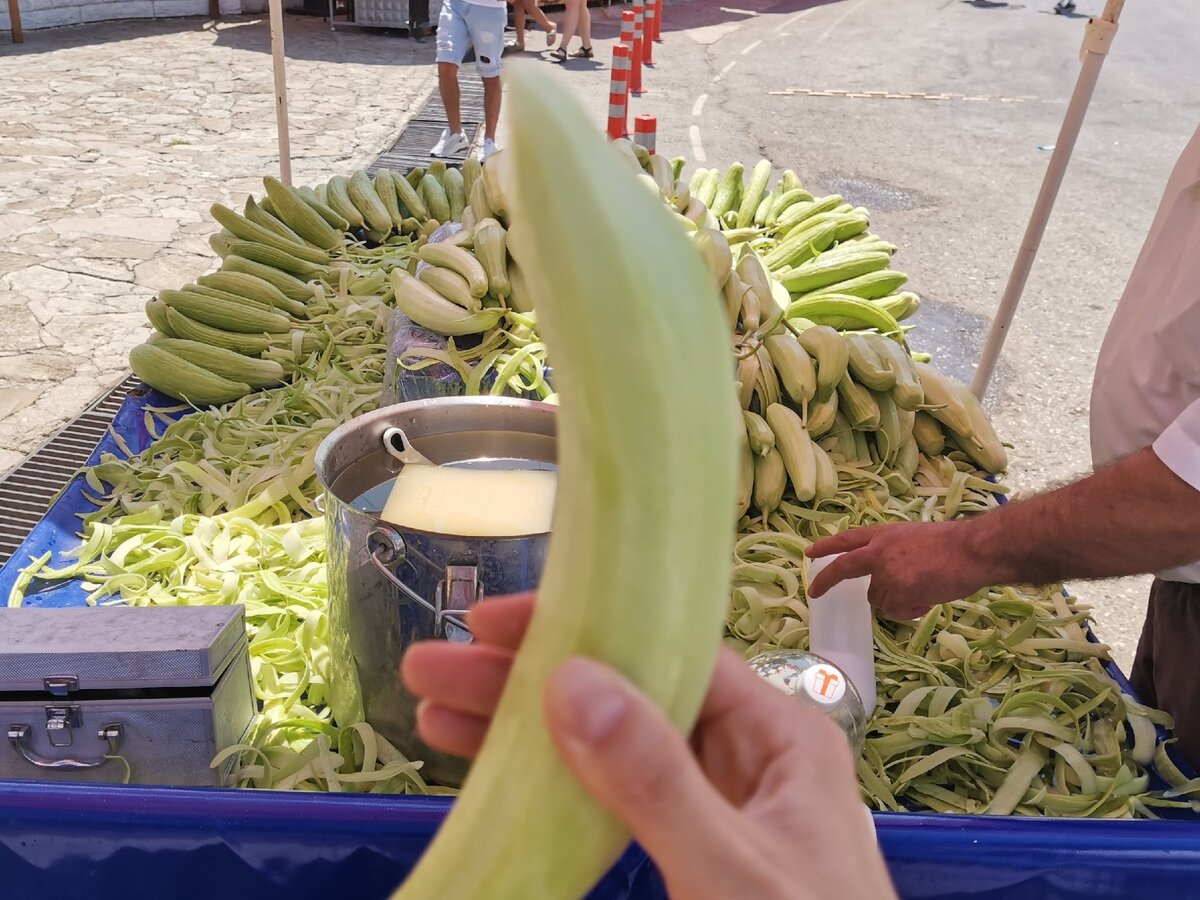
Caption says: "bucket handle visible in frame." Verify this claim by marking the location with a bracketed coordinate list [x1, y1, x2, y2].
[439, 566, 481, 638]
[368, 524, 480, 639]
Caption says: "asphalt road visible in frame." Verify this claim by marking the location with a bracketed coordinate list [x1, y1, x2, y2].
[533, 0, 1200, 670]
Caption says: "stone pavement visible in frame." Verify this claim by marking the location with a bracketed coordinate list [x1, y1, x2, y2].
[0, 15, 437, 475]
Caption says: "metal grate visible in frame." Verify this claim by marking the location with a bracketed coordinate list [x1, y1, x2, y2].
[0, 374, 146, 566]
[369, 72, 486, 172]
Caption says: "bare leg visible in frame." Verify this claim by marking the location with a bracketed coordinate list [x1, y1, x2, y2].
[482, 75, 501, 141]
[438, 62, 463, 135]
[556, 0, 579, 51]
[512, 0, 526, 47]
[526, 0, 554, 33]
[578, 0, 590, 48]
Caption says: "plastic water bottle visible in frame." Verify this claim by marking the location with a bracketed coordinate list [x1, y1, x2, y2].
[805, 553, 877, 716]
[747, 649, 868, 755]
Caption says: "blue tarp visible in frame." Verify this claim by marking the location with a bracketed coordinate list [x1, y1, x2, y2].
[1, 390, 1199, 899]
[0, 385, 180, 608]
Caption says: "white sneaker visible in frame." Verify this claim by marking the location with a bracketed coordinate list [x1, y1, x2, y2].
[431, 128, 469, 157]
[479, 138, 499, 162]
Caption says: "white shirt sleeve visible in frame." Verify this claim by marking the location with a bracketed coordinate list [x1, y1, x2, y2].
[1153, 398, 1200, 492]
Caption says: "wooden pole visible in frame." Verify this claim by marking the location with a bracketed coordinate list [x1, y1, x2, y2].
[268, 0, 293, 185]
[971, 0, 1125, 398]
[7, 0, 24, 44]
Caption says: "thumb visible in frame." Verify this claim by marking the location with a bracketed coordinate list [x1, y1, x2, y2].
[544, 658, 731, 875]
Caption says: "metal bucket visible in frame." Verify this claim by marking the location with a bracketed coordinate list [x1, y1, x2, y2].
[315, 397, 556, 786]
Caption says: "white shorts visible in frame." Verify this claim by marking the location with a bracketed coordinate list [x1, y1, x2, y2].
[436, 0, 506, 79]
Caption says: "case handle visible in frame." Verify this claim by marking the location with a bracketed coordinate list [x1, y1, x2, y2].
[7, 722, 124, 770]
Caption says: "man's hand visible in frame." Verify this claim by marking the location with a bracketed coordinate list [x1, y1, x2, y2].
[807, 445, 1200, 621]
[806, 520, 996, 621]
[402, 593, 897, 900]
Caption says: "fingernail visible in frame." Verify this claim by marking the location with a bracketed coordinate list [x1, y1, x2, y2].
[546, 658, 628, 744]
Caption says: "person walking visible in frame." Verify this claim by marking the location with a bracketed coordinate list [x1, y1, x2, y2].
[807, 126, 1200, 768]
[431, 0, 505, 161]
[506, 0, 556, 51]
[548, 0, 592, 61]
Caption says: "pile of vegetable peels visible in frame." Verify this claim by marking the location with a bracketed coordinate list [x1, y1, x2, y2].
[8, 152, 1196, 817]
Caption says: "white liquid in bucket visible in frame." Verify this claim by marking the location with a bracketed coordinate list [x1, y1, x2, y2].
[350, 458, 557, 537]
[381, 465, 556, 537]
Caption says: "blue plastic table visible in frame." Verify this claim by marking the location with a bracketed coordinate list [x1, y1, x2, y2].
[2, 389, 1198, 899]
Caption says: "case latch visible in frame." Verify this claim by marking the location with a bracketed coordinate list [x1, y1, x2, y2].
[43, 676, 78, 697]
[45, 707, 82, 748]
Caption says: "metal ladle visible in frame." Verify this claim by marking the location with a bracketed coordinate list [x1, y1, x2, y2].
[381, 426, 436, 467]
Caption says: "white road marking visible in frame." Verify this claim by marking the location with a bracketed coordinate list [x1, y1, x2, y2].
[720, 6, 760, 15]
[768, 87, 1045, 104]
[817, 0, 867, 44]
[689, 125, 707, 162]
[741, 39, 762, 55]
[692, 94, 708, 116]
[714, 60, 737, 82]
[775, 8, 814, 32]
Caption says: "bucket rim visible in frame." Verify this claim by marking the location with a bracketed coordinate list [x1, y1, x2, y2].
[314, 396, 559, 540]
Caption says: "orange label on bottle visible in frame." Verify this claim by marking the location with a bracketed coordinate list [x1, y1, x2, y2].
[802, 664, 846, 705]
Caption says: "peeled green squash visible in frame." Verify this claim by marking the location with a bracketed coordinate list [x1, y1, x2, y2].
[391, 62, 739, 900]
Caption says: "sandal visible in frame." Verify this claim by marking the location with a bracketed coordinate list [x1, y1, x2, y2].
[549, 47, 567, 62]
[569, 45, 593, 59]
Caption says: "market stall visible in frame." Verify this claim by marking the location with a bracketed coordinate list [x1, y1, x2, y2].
[324, 0, 438, 35]
[3, 13, 1200, 888]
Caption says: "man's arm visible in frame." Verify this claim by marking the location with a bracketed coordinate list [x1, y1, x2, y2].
[806, 399, 1200, 621]
[964, 445, 1200, 585]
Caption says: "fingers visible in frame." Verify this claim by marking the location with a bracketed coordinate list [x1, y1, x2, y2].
[806, 548, 875, 598]
[543, 659, 732, 880]
[468, 592, 536, 650]
[403, 594, 533, 759]
[694, 647, 787, 733]
[873, 589, 936, 623]
[415, 701, 490, 759]
[691, 648, 818, 779]
[402, 592, 532, 710]
[805, 526, 878, 560]
[401, 641, 515, 718]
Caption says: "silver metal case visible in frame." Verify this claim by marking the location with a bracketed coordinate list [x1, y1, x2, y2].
[329, 0, 443, 32]
[0, 606, 254, 786]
